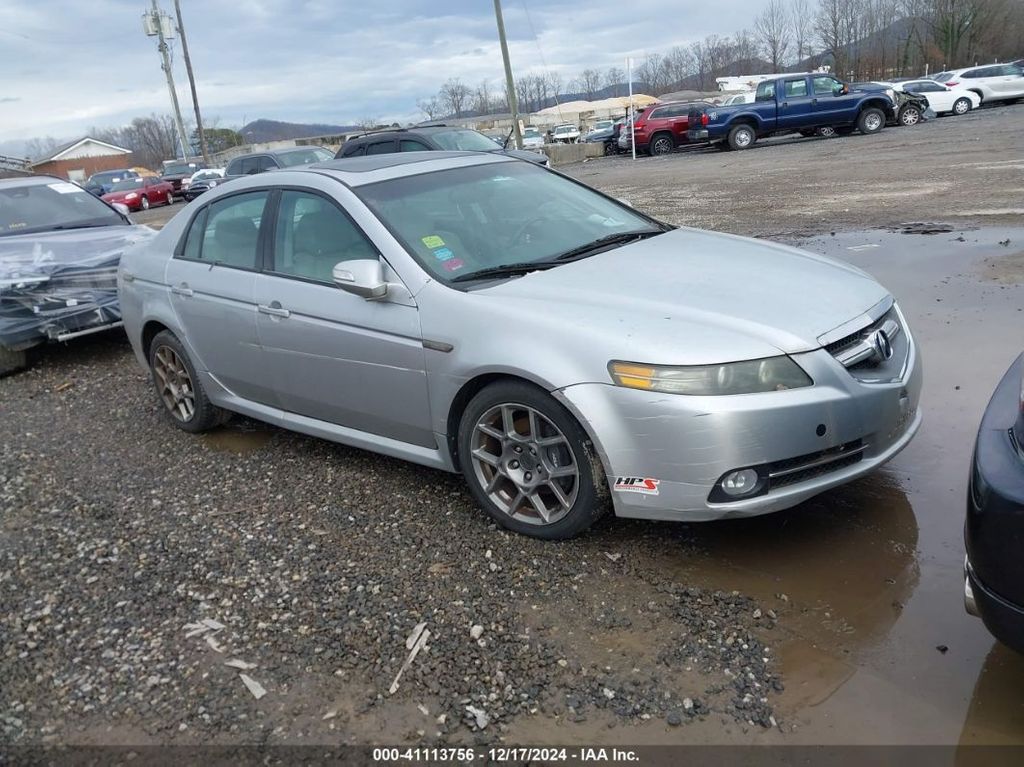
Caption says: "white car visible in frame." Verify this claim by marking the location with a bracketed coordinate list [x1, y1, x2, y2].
[551, 124, 580, 143]
[895, 79, 980, 115]
[931, 63, 1024, 104]
[587, 120, 614, 135]
[722, 92, 755, 106]
[520, 127, 545, 150]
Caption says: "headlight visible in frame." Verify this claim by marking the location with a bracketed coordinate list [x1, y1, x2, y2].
[608, 357, 812, 395]
[208, 180, 218, 187]
[885, 88, 897, 103]
[125, 193, 138, 200]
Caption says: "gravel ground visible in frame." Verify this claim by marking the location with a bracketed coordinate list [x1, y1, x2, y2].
[3, 103, 1021, 747]
[1, 337, 784, 745]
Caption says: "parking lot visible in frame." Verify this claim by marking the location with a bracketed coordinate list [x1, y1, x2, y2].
[3, 104, 1024, 748]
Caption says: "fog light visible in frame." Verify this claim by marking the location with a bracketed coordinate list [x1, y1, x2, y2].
[721, 468, 760, 497]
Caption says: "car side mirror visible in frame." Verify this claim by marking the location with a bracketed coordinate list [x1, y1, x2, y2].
[333, 259, 388, 300]
[111, 202, 131, 217]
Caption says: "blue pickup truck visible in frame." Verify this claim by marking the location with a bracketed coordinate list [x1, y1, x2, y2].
[687, 73, 899, 150]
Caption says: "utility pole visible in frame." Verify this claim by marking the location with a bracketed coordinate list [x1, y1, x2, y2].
[144, 0, 189, 160]
[493, 0, 522, 150]
[172, 0, 209, 164]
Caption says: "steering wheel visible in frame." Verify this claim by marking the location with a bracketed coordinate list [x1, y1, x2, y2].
[509, 216, 551, 247]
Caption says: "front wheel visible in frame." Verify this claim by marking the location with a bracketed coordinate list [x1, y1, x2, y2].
[166, 191, 174, 205]
[148, 330, 227, 432]
[727, 123, 756, 150]
[140, 195, 150, 210]
[952, 97, 971, 115]
[458, 381, 605, 540]
[857, 107, 885, 135]
[816, 126, 838, 137]
[899, 104, 922, 126]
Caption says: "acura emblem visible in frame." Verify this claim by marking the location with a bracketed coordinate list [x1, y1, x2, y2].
[869, 329, 893, 363]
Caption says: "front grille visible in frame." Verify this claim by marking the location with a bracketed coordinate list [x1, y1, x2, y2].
[767, 440, 866, 489]
[825, 309, 894, 360]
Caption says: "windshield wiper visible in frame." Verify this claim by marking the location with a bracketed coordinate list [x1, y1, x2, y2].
[50, 222, 115, 231]
[551, 229, 664, 262]
[449, 261, 560, 283]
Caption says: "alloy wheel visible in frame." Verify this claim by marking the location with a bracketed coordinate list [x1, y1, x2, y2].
[652, 137, 673, 155]
[953, 98, 970, 115]
[469, 403, 579, 526]
[735, 129, 752, 147]
[865, 113, 883, 131]
[141, 196, 150, 210]
[901, 107, 921, 126]
[153, 345, 196, 422]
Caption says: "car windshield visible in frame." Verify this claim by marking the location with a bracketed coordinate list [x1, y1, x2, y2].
[164, 163, 195, 175]
[523, 128, 540, 138]
[357, 161, 661, 283]
[193, 171, 220, 181]
[0, 181, 123, 237]
[275, 147, 333, 166]
[430, 130, 500, 152]
[109, 179, 144, 192]
[933, 72, 953, 81]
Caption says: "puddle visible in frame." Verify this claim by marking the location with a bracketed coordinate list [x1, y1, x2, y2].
[200, 423, 273, 453]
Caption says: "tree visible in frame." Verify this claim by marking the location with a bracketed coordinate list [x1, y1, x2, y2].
[815, 0, 848, 77]
[756, 0, 792, 71]
[664, 46, 694, 87]
[790, 0, 814, 62]
[439, 78, 470, 118]
[473, 80, 492, 115]
[24, 137, 61, 161]
[197, 127, 242, 154]
[575, 68, 603, 100]
[416, 97, 442, 121]
[604, 66, 624, 96]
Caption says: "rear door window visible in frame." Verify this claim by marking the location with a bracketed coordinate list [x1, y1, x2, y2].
[784, 79, 808, 98]
[366, 141, 396, 155]
[192, 191, 269, 269]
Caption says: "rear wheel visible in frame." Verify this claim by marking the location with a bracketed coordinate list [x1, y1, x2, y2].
[148, 330, 226, 432]
[727, 123, 756, 150]
[458, 381, 605, 540]
[816, 126, 838, 137]
[899, 104, 922, 126]
[952, 97, 971, 115]
[0, 344, 28, 377]
[857, 107, 885, 135]
[649, 133, 674, 156]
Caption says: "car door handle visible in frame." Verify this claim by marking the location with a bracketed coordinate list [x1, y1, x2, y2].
[258, 304, 290, 318]
[781, 102, 788, 108]
[171, 285, 194, 297]
[122, 273, 135, 283]
[811, 98, 818, 105]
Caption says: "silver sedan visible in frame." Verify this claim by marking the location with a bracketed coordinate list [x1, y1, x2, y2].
[118, 152, 921, 539]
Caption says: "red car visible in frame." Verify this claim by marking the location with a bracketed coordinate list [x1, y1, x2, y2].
[101, 177, 175, 211]
[632, 101, 712, 156]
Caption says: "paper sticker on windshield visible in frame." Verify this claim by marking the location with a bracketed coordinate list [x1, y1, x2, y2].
[48, 182, 84, 194]
[422, 235, 445, 249]
[433, 247, 454, 261]
[441, 258, 465, 272]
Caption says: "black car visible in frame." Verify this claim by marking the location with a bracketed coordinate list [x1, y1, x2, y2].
[965, 353, 1024, 654]
[182, 170, 226, 201]
[336, 126, 548, 166]
[160, 160, 206, 193]
[223, 146, 335, 177]
[582, 118, 626, 155]
[83, 168, 139, 197]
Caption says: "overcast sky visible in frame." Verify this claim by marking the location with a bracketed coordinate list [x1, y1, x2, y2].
[0, 0, 772, 151]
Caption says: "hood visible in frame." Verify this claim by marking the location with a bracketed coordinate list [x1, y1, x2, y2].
[491, 148, 548, 164]
[480, 228, 888, 364]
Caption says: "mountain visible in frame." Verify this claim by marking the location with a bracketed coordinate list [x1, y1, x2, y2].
[239, 119, 360, 142]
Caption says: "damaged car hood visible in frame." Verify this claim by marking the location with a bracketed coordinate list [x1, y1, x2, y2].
[480, 228, 890, 363]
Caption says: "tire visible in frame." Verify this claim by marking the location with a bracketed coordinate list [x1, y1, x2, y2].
[648, 133, 674, 156]
[798, 129, 816, 137]
[166, 191, 174, 205]
[603, 141, 614, 156]
[140, 196, 150, 210]
[148, 330, 226, 433]
[899, 104, 922, 126]
[952, 97, 971, 115]
[0, 344, 28, 377]
[857, 107, 885, 135]
[727, 123, 756, 150]
[457, 380, 606, 540]
[815, 126, 838, 137]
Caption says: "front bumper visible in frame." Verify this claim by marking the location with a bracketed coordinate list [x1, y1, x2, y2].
[556, 341, 922, 521]
[964, 354, 1024, 652]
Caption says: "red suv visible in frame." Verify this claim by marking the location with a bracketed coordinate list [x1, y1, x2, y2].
[632, 101, 711, 156]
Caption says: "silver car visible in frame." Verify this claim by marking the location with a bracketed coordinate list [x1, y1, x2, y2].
[118, 152, 922, 539]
